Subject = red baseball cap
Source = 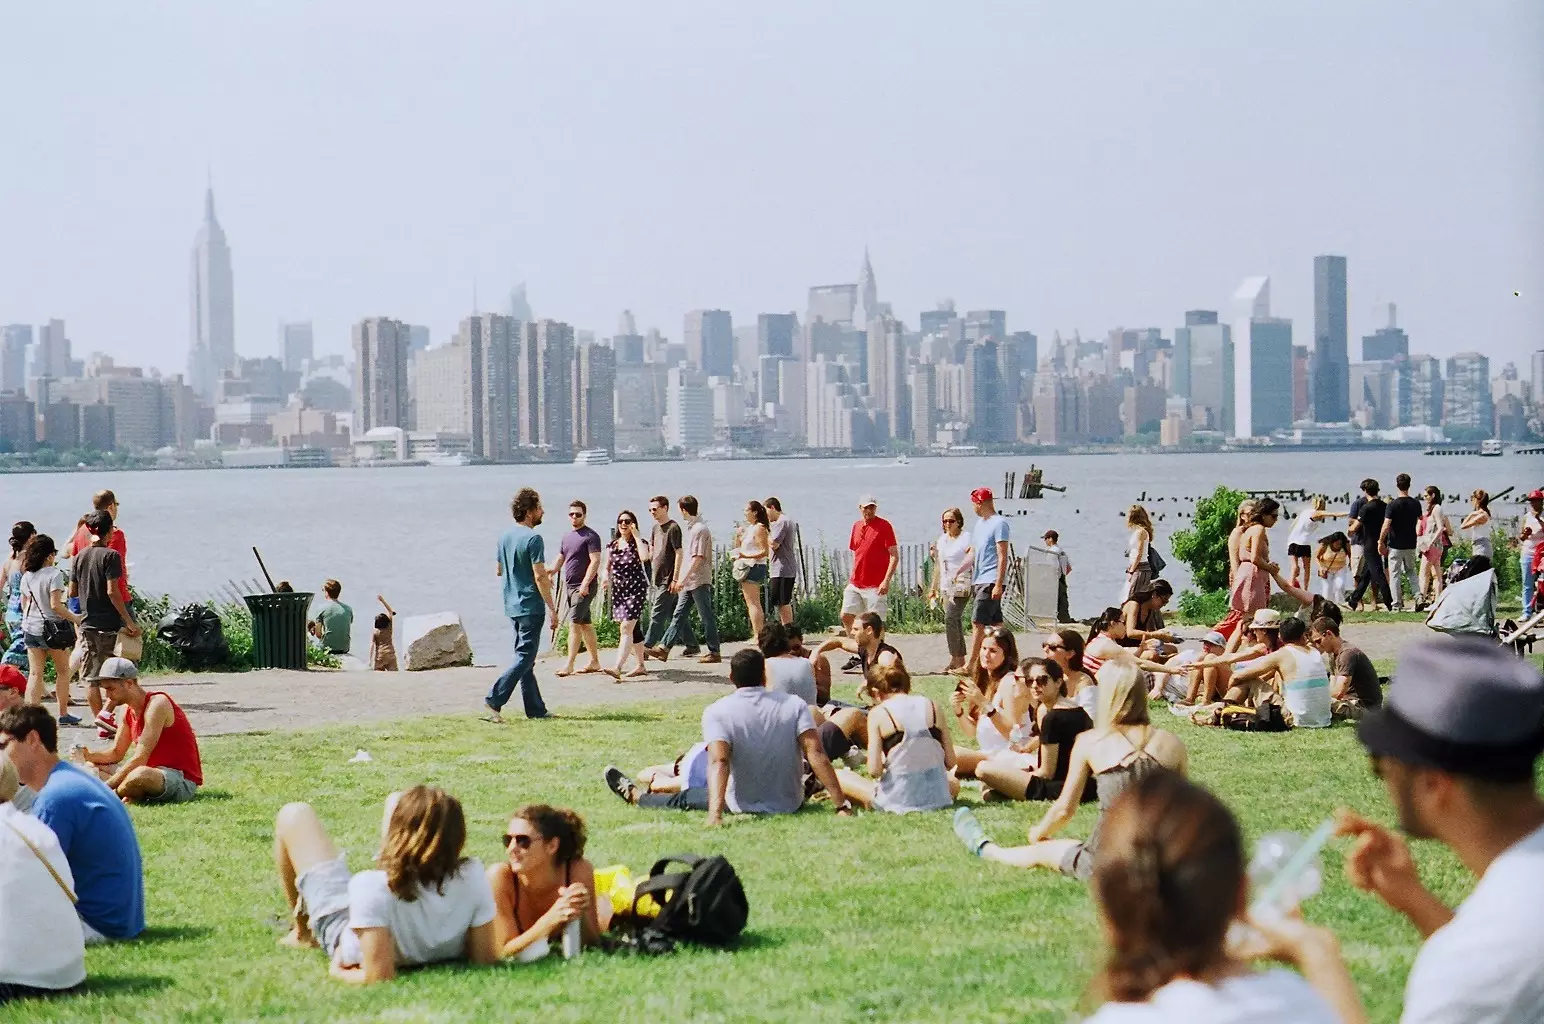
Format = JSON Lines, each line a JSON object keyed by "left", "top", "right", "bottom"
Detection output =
{"left": 0, "top": 665, "right": 25, "bottom": 694}
{"left": 970, "top": 487, "right": 994, "bottom": 503}
{"left": 1529, "top": 489, "right": 1544, "bottom": 501}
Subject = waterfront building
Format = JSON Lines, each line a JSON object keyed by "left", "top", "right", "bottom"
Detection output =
{"left": 964, "top": 310, "right": 1007, "bottom": 343}
{"left": 464, "top": 313, "right": 520, "bottom": 460}
{"left": 352, "top": 317, "right": 411, "bottom": 434}
{"left": 1313, "top": 254, "right": 1350, "bottom": 422}
{"left": 574, "top": 342, "right": 615, "bottom": 454}
{"left": 281, "top": 321, "right": 314, "bottom": 373}
{"left": 1178, "top": 316, "right": 1232, "bottom": 433}
{"left": 1232, "top": 277, "right": 1294, "bottom": 440}
{"left": 42, "top": 399, "right": 81, "bottom": 450}
{"left": 412, "top": 341, "right": 471, "bottom": 436}
{"left": 1, "top": 325, "right": 31, "bottom": 393}
{"left": 758, "top": 312, "right": 797, "bottom": 359}
{"left": 1172, "top": 310, "right": 1218, "bottom": 400}
{"left": 1293, "top": 345, "right": 1311, "bottom": 421}
{"left": 614, "top": 363, "right": 666, "bottom": 454}
{"left": 665, "top": 366, "right": 712, "bottom": 451}
{"left": 408, "top": 325, "right": 431, "bottom": 354}
{"left": 1350, "top": 361, "right": 1397, "bottom": 429}
{"left": 80, "top": 403, "right": 115, "bottom": 451}
{"left": 33, "top": 319, "right": 75, "bottom": 387}
{"left": 1121, "top": 382, "right": 1166, "bottom": 437}
{"left": 0, "top": 392, "right": 36, "bottom": 452}
{"left": 1031, "top": 373, "right": 1084, "bottom": 446}
{"left": 684, "top": 309, "right": 734, "bottom": 378}
{"left": 188, "top": 186, "right": 236, "bottom": 401}
{"left": 1403, "top": 355, "right": 1445, "bottom": 428}
{"left": 1442, "top": 352, "right": 1493, "bottom": 432}
{"left": 909, "top": 364, "right": 936, "bottom": 447}
{"left": 807, "top": 283, "right": 857, "bottom": 327}
{"left": 534, "top": 320, "right": 575, "bottom": 454}
{"left": 1361, "top": 304, "right": 1408, "bottom": 361}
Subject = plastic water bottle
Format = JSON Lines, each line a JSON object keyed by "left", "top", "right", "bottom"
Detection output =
{"left": 1247, "top": 819, "right": 1334, "bottom": 922}
{"left": 561, "top": 918, "right": 582, "bottom": 959}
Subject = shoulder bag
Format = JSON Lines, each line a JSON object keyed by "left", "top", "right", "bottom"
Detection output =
{"left": 2, "top": 817, "right": 77, "bottom": 903}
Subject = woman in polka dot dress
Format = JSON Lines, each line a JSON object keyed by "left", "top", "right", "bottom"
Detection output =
{"left": 604, "top": 510, "right": 651, "bottom": 680}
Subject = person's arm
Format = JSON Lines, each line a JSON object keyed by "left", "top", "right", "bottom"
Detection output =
{"left": 798, "top": 730, "right": 852, "bottom": 815}
{"left": 1378, "top": 518, "right": 1392, "bottom": 557}
{"left": 1126, "top": 531, "right": 1145, "bottom": 574}
{"left": 106, "top": 558, "right": 138, "bottom": 634}
{"left": 813, "top": 636, "right": 857, "bottom": 658}
{"left": 494, "top": 885, "right": 586, "bottom": 958}
{"left": 1228, "top": 650, "right": 1284, "bottom": 685}
{"left": 570, "top": 860, "right": 605, "bottom": 942}
{"left": 1027, "top": 733, "right": 1092, "bottom": 842}
{"left": 377, "top": 595, "right": 395, "bottom": 618}
{"left": 992, "top": 538, "right": 1009, "bottom": 599}
{"left": 933, "top": 700, "right": 958, "bottom": 771}
{"left": 1194, "top": 643, "right": 1267, "bottom": 669}
{"left": 865, "top": 707, "right": 887, "bottom": 777}
{"left": 464, "top": 921, "right": 499, "bottom": 966}
{"left": 84, "top": 719, "right": 135, "bottom": 766}
{"left": 579, "top": 546, "right": 601, "bottom": 597}
{"left": 48, "top": 584, "right": 79, "bottom": 625}
{"left": 1240, "top": 913, "right": 1366, "bottom": 1024}
{"left": 532, "top": 560, "right": 556, "bottom": 617}
{"left": 1335, "top": 809, "right": 1454, "bottom": 938}
{"left": 331, "top": 927, "right": 395, "bottom": 984}
{"left": 704, "top": 739, "right": 731, "bottom": 826}
{"left": 104, "top": 695, "right": 172, "bottom": 790}
{"left": 927, "top": 542, "right": 940, "bottom": 598}
{"left": 1269, "top": 567, "right": 1313, "bottom": 607}
{"left": 881, "top": 546, "right": 899, "bottom": 593}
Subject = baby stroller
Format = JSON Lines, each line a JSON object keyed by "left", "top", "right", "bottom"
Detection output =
{"left": 1426, "top": 569, "right": 1495, "bottom": 639}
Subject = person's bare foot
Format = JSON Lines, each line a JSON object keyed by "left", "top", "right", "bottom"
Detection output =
{"left": 555, "top": 667, "right": 575, "bottom": 677}
{"left": 626, "top": 667, "right": 648, "bottom": 678}
{"left": 279, "top": 927, "right": 318, "bottom": 949}
{"left": 579, "top": 663, "right": 605, "bottom": 674}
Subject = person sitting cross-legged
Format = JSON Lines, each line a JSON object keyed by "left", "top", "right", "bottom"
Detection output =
{"left": 77, "top": 658, "right": 203, "bottom": 805}
{"left": 835, "top": 664, "right": 959, "bottom": 813}
{"left": 273, "top": 786, "right": 498, "bottom": 985}
{"left": 0, "top": 754, "right": 85, "bottom": 1005}
{"left": 977, "top": 658, "right": 1097, "bottom": 804}
{"left": 605, "top": 649, "right": 853, "bottom": 822}
{"left": 487, "top": 805, "right": 606, "bottom": 960}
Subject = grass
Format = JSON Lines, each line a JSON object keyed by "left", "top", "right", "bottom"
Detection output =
{"left": 6, "top": 675, "right": 1480, "bottom": 1024}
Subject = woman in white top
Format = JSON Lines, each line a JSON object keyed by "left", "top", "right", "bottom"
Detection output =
{"left": 1079, "top": 771, "right": 1363, "bottom": 1024}
{"left": 949, "top": 627, "right": 1028, "bottom": 778}
{"left": 1415, "top": 486, "right": 1450, "bottom": 609}
{"left": 274, "top": 785, "right": 498, "bottom": 984}
{"left": 836, "top": 663, "right": 958, "bottom": 813}
{"left": 1222, "top": 617, "right": 1331, "bottom": 727}
{"left": 734, "top": 501, "right": 772, "bottom": 637}
{"left": 1456, "top": 489, "right": 1494, "bottom": 582}
{"left": 1285, "top": 496, "right": 1344, "bottom": 590}
{"left": 1122, "top": 505, "right": 1156, "bottom": 603}
{"left": 0, "top": 756, "right": 85, "bottom": 1002}
{"left": 928, "top": 507, "right": 974, "bottom": 673}
{"left": 18, "top": 535, "right": 81, "bottom": 720}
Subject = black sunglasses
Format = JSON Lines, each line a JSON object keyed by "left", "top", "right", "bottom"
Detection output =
{"left": 501, "top": 832, "right": 535, "bottom": 850}
{"left": 618, "top": 519, "right": 636, "bottom": 526}
{"left": 568, "top": 511, "right": 584, "bottom": 518}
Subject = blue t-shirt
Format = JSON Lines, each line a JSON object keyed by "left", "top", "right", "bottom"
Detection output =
{"left": 971, "top": 514, "right": 1011, "bottom": 585}
{"left": 498, "top": 523, "right": 546, "bottom": 619}
{"left": 31, "top": 762, "right": 145, "bottom": 939}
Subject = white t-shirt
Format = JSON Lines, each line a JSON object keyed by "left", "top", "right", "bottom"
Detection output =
{"left": 333, "top": 858, "right": 496, "bottom": 968}
{"left": 1127, "top": 529, "right": 1150, "bottom": 565}
{"left": 702, "top": 687, "right": 815, "bottom": 814}
{"left": 1083, "top": 969, "right": 1337, "bottom": 1023}
{"left": 1522, "top": 510, "right": 1544, "bottom": 561}
{"left": 1399, "top": 822, "right": 1544, "bottom": 1024}
{"left": 935, "top": 531, "right": 973, "bottom": 596}
{"left": 765, "top": 656, "right": 817, "bottom": 704}
{"left": 1287, "top": 509, "right": 1321, "bottom": 548}
{"left": 0, "top": 803, "right": 87, "bottom": 990}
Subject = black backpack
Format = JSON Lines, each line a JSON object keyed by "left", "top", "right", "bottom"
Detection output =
{"left": 629, "top": 853, "right": 748, "bottom": 951}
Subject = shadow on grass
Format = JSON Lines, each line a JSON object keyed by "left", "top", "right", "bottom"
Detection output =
{"left": 136, "top": 924, "right": 215, "bottom": 944}
{"left": 559, "top": 711, "right": 667, "bottom": 724}
{"left": 190, "top": 788, "right": 235, "bottom": 802}
{"left": 78, "top": 974, "right": 176, "bottom": 997}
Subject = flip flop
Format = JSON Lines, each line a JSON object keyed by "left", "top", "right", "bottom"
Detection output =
{"left": 555, "top": 669, "right": 574, "bottom": 678}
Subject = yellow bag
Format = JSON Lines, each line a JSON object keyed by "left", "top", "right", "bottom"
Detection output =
{"left": 593, "top": 865, "right": 663, "bottom": 919}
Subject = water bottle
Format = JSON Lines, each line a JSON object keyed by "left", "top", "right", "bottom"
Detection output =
{"left": 1247, "top": 819, "right": 1334, "bottom": 922}
{"left": 561, "top": 918, "right": 582, "bottom": 959}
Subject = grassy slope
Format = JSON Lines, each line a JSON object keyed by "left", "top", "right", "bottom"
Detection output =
{"left": 8, "top": 676, "right": 1473, "bottom": 1024}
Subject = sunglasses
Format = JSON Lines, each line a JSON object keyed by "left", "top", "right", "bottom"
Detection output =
{"left": 942, "top": 517, "right": 960, "bottom": 524}
{"left": 618, "top": 519, "right": 636, "bottom": 526}
{"left": 501, "top": 832, "right": 536, "bottom": 850}
{"left": 568, "top": 511, "right": 584, "bottom": 518}
{"left": 1041, "top": 642, "right": 1065, "bottom": 652}
{"left": 1026, "top": 675, "right": 1052, "bottom": 687}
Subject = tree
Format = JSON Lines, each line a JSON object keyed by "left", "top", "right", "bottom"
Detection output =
{"left": 1170, "top": 485, "right": 1247, "bottom": 592}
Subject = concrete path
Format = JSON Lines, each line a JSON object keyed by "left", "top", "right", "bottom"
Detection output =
{"left": 81, "top": 620, "right": 1435, "bottom": 738}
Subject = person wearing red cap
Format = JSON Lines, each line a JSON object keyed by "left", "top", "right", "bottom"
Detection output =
{"left": 0, "top": 666, "right": 36, "bottom": 812}
{"left": 966, "top": 487, "right": 1011, "bottom": 675}
{"left": 1520, "top": 489, "right": 1544, "bottom": 618}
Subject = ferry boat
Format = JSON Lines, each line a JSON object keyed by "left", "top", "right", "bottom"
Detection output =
{"left": 423, "top": 452, "right": 472, "bottom": 467}
{"left": 1480, "top": 439, "right": 1504, "bottom": 457}
{"left": 573, "top": 448, "right": 613, "bottom": 466}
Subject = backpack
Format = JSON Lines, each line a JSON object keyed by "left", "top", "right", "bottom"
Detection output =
{"left": 1147, "top": 546, "right": 1167, "bottom": 575}
{"left": 1194, "top": 702, "right": 1290, "bottom": 732}
{"left": 627, "top": 853, "right": 748, "bottom": 952}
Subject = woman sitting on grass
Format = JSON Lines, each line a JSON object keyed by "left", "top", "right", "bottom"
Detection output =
{"left": 487, "top": 804, "right": 605, "bottom": 959}
{"left": 1041, "top": 629, "right": 1096, "bottom": 711}
{"left": 1081, "top": 771, "right": 1364, "bottom": 1023}
{"left": 952, "top": 656, "right": 1187, "bottom": 880}
{"left": 949, "top": 626, "right": 1026, "bottom": 779}
{"left": 273, "top": 786, "right": 498, "bottom": 985}
{"left": 836, "top": 664, "right": 959, "bottom": 813}
{"left": 976, "top": 658, "right": 1096, "bottom": 804}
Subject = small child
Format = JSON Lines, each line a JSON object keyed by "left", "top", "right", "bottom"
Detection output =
{"left": 370, "top": 595, "right": 398, "bottom": 672}
{"left": 1315, "top": 533, "right": 1352, "bottom": 605}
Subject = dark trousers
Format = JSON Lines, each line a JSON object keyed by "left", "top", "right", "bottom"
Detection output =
{"left": 637, "top": 786, "right": 710, "bottom": 811}
{"left": 486, "top": 612, "right": 547, "bottom": 717}
{"left": 1056, "top": 576, "right": 1072, "bottom": 623}
{"left": 643, "top": 584, "right": 695, "bottom": 652}
{"left": 1349, "top": 546, "right": 1393, "bottom": 609}
{"left": 661, "top": 585, "right": 719, "bottom": 654}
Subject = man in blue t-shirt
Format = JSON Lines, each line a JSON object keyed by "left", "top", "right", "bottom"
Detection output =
{"left": 484, "top": 487, "right": 557, "bottom": 723}
{"left": 0, "top": 705, "right": 145, "bottom": 942}
{"left": 966, "top": 486, "right": 1011, "bottom": 671}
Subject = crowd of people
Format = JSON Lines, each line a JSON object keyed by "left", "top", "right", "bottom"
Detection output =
{"left": 2, "top": 474, "right": 1542, "bottom": 1023}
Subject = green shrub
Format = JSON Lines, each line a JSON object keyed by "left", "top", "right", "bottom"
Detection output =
{"left": 1171, "top": 486, "right": 1248, "bottom": 593}
{"left": 132, "top": 588, "right": 337, "bottom": 672}
{"left": 1175, "top": 588, "right": 1229, "bottom": 625}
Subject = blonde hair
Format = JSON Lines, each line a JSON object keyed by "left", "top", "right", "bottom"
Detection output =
{"left": 1126, "top": 505, "right": 1154, "bottom": 538}
{"left": 863, "top": 663, "right": 913, "bottom": 703}
{"left": 1236, "top": 499, "right": 1259, "bottom": 526}
{"left": 1094, "top": 656, "right": 1149, "bottom": 731}
{"left": 1310, "top": 494, "right": 1326, "bottom": 512}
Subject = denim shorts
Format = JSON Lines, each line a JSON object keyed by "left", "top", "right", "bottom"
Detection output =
{"left": 142, "top": 767, "right": 199, "bottom": 805}
{"left": 295, "top": 856, "right": 352, "bottom": 959}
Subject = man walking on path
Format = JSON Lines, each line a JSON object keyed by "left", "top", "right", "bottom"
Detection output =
{"left": 79, "top": 658, "right": 203, "bottom": 804}
{"left": 553, "top": 500, "right": 603, "bottom": 677}
{"left": 766, "top": 497, "right": 798, "bottom": 627}
{"left": 1521, "top": 489, "right": 1544, "bottom": 618}
{"left": 965, "top": 487, "right": 1010, "bottom": 673}
{"left": 72, "top": 511, "right": 140, "bottom": 728}
{"left": 647, "top": 495, "right": 720, "bottom": 664}
{"left": 642, "top": 496, "right": 697, "bottom": 656}
{"left": 1338, "top": 636, "right": 1544, "bottom": 1022}
{"left": 1382, "top": 473, "right": 1422, "bottom": 612}
{"left": 1347, "top": 478, "right": 1393, "bottom": 611}
{"left": 485, "top": 488, "right": 557, "bottom": 722}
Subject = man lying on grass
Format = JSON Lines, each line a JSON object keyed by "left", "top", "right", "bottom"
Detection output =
{"left": 77, "top": 658, "right": 203, "bottom": 805}
{"left": 274, "top": 786, "right": 498, "bottom": 984}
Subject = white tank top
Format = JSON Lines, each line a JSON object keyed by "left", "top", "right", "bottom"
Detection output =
{"left": 1282, "top": 645, "right": 1332, "bottom": 729}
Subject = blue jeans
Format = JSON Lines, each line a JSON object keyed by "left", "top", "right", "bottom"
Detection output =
{"left": 486, "top": 612, "right": 547, "bottom": 717}
{"left": 637, "top": 787, "right": 710, "bottom": 811}
{"left": 1525, "top": 552, "right": 1539, "bottom": 618}
{"left": 660, "top": 585, "right": 719, "bottom": 654}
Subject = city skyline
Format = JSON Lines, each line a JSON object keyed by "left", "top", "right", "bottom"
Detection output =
{"left": 1, "top": 3, "right": 1538, "bottom": 375}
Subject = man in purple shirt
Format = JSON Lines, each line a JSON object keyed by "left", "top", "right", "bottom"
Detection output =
{"left": 553, "top": 499, "right": 604, "bottom": 676}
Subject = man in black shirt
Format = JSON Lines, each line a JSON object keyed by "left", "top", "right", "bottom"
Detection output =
{"left": 641, "top": 495, "right": 698, "bottom": 657}
{"left": 1347, "top": 478, "right": 1393, "bottom": 610}
{"left": 1381, "top": 472, "right": 1423, "bottom": 611}
{"left": 71, "top": 511, "right": 141, "bottom": 723}
{"left": 1311, "top": 618, "right": 1383, "bottom": 720}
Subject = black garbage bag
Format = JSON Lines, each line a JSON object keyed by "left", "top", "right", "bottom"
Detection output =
{"left": 157, "top": 604, "right": 231, "bottom": 669}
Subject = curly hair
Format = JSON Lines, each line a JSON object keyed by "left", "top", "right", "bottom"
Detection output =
{"left": 511, "top": 487, "right": 541, "bottom": 522}
{"left": 517, "top": 804, "right": 588, "bottom": 863}
{"left": 21, "top": 534, "right": 57, "bottom": 574}
{"left": 378, "top": 785, "right": 469, "bottom": 901}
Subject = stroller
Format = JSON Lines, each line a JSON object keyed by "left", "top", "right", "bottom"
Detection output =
{"left": 1426, "top": 569, "right": 1496, "bottom": 638}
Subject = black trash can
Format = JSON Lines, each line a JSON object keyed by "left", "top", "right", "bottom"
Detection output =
{"left": 243, "top": 592, "right": 314, "bottom": 670}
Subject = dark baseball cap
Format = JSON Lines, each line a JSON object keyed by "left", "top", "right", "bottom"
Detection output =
{"left": 1357, "top": 635, "right": 1544, "bottom": 781}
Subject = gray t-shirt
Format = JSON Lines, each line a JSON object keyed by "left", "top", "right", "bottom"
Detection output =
{"left": 701, "top": 687, "right": 815, "bottom": 815}
{"left": 765, "top": 656, "right": 817, "bottom": 705}
{"left": 769, "top": 517, "right": 797, "bottom": 578}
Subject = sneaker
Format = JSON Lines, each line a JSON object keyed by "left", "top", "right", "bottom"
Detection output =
{"left": 604, "top": 766, "right": 637, "bottom": 804}
{"left": 952, "top": 807, "right": 992, "bottom": 856}
{"left": 57, "top": 713, "right": 82, "bottom": 726}
{"left": 681, "top": 648, "right": 701, "bottom": 658}
{"left": 841, "top": 655, "right": 862, "bottom": 673}
{"left": 697, "top": 652, "right": 721, "bottom": 664}
{"left": 95, "top": 710, "right": 117, "bottom": 738}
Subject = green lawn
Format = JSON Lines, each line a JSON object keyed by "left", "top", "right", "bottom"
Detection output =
{"left": 7, "top": 677, "right": 1475, "bottom": 1024}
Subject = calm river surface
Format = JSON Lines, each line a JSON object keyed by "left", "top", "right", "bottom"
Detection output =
{"left": 5, "top": 451, "right": 1537, "bottom": 657}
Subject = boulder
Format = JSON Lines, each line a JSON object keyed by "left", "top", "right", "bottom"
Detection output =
{"left": 401, "top": 612, "right": 474, "bottom": 671}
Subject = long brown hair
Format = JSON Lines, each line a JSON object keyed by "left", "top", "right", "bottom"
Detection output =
{"left": 378, "top": 785, "right": 469, "bottom": 901}
{"left": 971, "top": 626, "right": 1020, "bottom": 698}
{"left": 1092, "top": 772, "right": 1243, "bottom": 1005}
{"left": 1055, "top": 628, "right": 1086, "bottom": 674}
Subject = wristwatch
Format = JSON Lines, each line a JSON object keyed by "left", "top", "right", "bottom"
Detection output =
{"left": 985, "top": 706, "right": 999, "bottom": 718}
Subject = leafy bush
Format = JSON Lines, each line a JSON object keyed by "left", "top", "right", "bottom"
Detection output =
{"left": 1445, "top": 532, "right": 1522, "bottom": 600}
{"left": 132, "top": 588, "right": 337, "bottom": 672}
{"left": 1175, "top": 588, "right": 1229, "bottom": 625}
{"left": 1171, "top": 486, "right": 1248, "bottom": 593}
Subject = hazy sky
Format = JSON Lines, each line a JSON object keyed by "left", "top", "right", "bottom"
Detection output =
{"left": 2, "top": 2, "right": 1540, "bottom": 374}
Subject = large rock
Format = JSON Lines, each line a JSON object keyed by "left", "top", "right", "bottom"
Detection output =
{"left": 401, "top": 612, "right": 474, "bottom": 671}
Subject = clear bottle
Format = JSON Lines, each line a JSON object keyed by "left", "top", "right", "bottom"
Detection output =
{"left": 1247, "top": 819, "right": 1334, "bottom": 921}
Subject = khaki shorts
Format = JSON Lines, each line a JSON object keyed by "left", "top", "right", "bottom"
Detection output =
{"left": 79, "top": 628, "right": 118, "bottom": 683}
{"left": 841, "top": 584, "right": 887, "bottom": 618}
{"left": 141, "top": 767, "right": 199, "bottom": 805}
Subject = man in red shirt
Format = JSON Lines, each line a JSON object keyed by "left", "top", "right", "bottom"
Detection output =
{"left": 843, "top": 496, "right": 898, "bottom": 635}
{"left": 66, "top": 489, "right": 129, "bottom": 605}
{"left": 79, "top": 658, "right": 202, "bottom": 805}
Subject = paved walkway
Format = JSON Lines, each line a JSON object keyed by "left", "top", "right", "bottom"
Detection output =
{"left": 98, "top": 620, "right": 1434, "bottom": 738}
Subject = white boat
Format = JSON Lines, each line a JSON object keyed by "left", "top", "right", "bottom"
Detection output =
{"left": 423, "top": 452, "right": 471, "bottom": 467}
{"left": 573, "top": 448, "right": 613, "bottom": 466}
{"left": 894, "top": 455, "right": 910, "bottom": 466}
{"left": 1480, "top": 439, "right": 1504, "bottom": 457}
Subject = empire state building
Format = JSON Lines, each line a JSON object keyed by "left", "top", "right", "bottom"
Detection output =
{"left": 188, "top": 185, "right": 235, "bottom": 400}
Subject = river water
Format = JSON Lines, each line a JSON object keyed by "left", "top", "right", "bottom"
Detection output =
{"left": 5, "top": 451, "right": 1537, "bottom": 658}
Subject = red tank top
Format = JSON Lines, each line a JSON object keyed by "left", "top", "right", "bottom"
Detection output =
{"left": 128, "top": 691, "right": 203, "bottom": 786}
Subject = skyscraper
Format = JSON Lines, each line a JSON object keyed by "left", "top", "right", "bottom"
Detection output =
{"left": 964, "top": 310, "right": 1007, "bottom": 343}
{"left": 1173, "top": 310, "right": 1218, "bottom": 400}
{"left": 1313, "top": 254, "right": 1349, "bottom": 422}
{"left": 281, "top": 321, "right": 313, "bottom": 373}
{"left": 683, "top": 309, "right": 734, "bottom": 377}
{"left": 574, "top": 342, "right": 616, "bottom": 453}
{"left": 1361, "top": 304, "right": 1409, "bottom": 361}
{"left": 1, "top": 325, "right": 31, "bottom": 392}
{"left": 458, "top": 313, "right": 520, "bottom": 460}
{"left": 909, "top": 364, "right": 936, "bottom": 448}
{"left": 1443, "top": 353, "right": 1493, "bottom": 431}
{"left": 412, "top": 341, "right": 471, "bottom": 435}
{"left": 853, "top": 250, "right": 878, "bottom": 328}
{"left": 807, "top": 283, "right": 857, "bottom": 326}
{"left": 758, "top": 313, "right": 797, "bottom": 359}
{"left": 535, "top": 320, "right": 574, "bottom": 453}
{"left": 1232, "top": 277, "right": 1294, "bottom": 439}
{"left": 665, "top": 366, "right": 713, "bottom": 451}
{"left": 34, "top": 319, "right": 72, "bottom": 382}
{"left": 352, "top": 318, "right": 411, "bottom": 433}
{"left": 189, "top": 185, "right": 236, "bottom": 401}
